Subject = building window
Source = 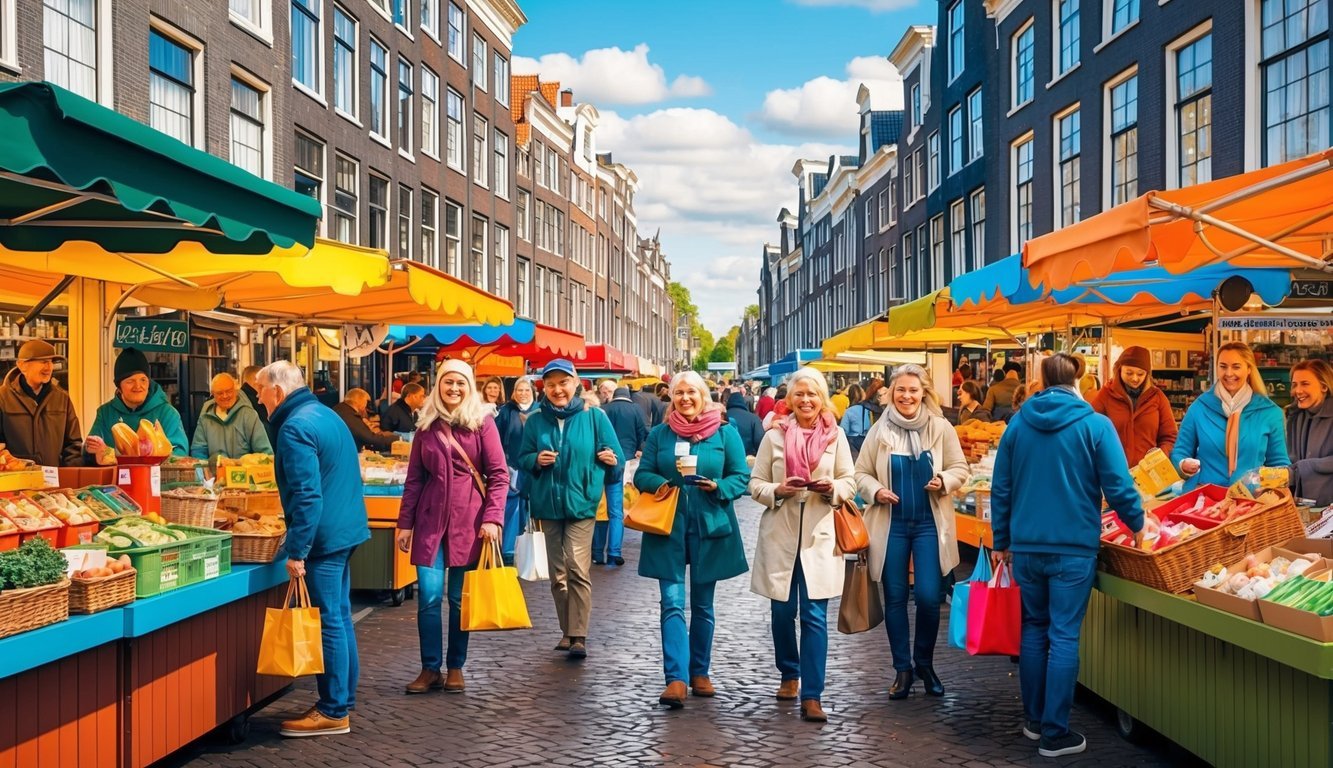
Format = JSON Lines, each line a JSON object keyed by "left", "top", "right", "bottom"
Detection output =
{"left": 229, "top": 77, "right": 264, "bottom": 177}
{"left": 888, "top": 178, "right": 897, "bottom": 224}
{"left": 968, "top": 88, "right": 983, "bottom": 161}
{"left": 1014, "top": 136, "right": 1034, "bottom": 249}
{"left": 1109, "top": 74, "right": 1138, "bottom": 204}
{"left": 917, "top": 224, "right": 928, "bottom": 296}
{"left": 516, "top": 189, "right": 530, "bottom": 241}
{"left": 397, "top": 58, "right": 413, "bottom": 153}
{"left": 293, "top": 131, "right": 323, "bottom": 203}
{"left": 1013, "top": 19, "right": 1035, "bottom": 107}
{"left": 291, "top": 0, "right": 320, "bottom": 94}
{"left": 149, "top": 28, "right": 196, "bottom": 146}
{"left": 911, "top": 83, "right": 922, "bottom": 128}
{"left": 397, "top": 185, "right": 412, "bottom": 259}
{"left": 444, "top": 201, "right": 461, "bottom": 275}
{"left": 494, "top": 53, "right": 509, "bottom": 106}
{"left": 1057, "top": 0, "right": 1080, "bottom": 75}
{"left": 446, "top": 88, "right": 464, "bottom": 170}
{"left": 332, "top": 6, "right": 356, "bottom": 116}
{"left": 421, "top": 67, "right": 439, "bottom": 157}
{"left": 420, "top": 0, "right": 437, "bottom": 38}
{"left": 472, "top": 33, "right": 486, "bottom": 91}
{"left": 877, "top": 190, "right": 889, "bottom": 231}
{"left": 367, "top": 175, "right": 388, "bottom": 250}
{"left": 330, "top": 154, "right": 357, "bottom": 243}
{"left": 948, "top": 0, "right": 965, "bottom": 81}
{"left": 1260, "top": 0, "right": 1330, "bottom": 166}
{"left": 44, "top": 0, "right": 97, "bottom": 99}
{"left": 369, "top": 38, "right": 388, "bottom": 140}
{"left": 950, "top": 200, "right": 966, "bottom": 277}
{"left": 470, "top": 215, "right": 487, "bottom": 287}
{"left": 930, "top": 216, "right": 945, "bottom": 289}
{"left": 534, "top": 199, "right": 545, "bottom": 251}
{"left": 472, "top": 115, "right": 488, "bottom": 186}
{"left": 970, "top": 188, "right": 985, "bottom": 270}
{"left": 1111, "top": 0, "right": 1138, "bottom": 34}
{"left": 492, "top": 224, "right": 509, "bottom": 296}
{"left": 230, "top": 0, "right": 264, "bottom": 30}
{"left": 864, "top": 199, "right": 874, "bottom": 238}
{"left": 1176, "top": 33, "right": 1212, "bottom": 185}
{"left": 494, "top": 129, "right": 509, "bottom": 198}
{"left": 446, "top": 2, "right": 464, "bottom": 62}
{"left": 516, "top": 258, "right": 530, "bottom": 317}
{"left": 948, "top": 106, "right": 963, "bottom": 174}
{"left": 927, "top": 132, "right": 940, "bottom": 191}
{"left": 392, "top": 0, "right": 408, "bottom": 28}
{"left": 420, "top": 188, "right": 438, "bottom": 268}
{"left": 1058, "top": 108, "right": 1081, "bottom": 226}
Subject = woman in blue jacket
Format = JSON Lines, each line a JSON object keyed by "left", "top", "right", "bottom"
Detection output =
{"left": 1172, "top": 342, "right": 1289, "bottom": 489}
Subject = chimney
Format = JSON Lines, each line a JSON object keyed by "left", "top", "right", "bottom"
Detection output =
{"left": 560, "top": 89, "right": 573, "bottom": 107}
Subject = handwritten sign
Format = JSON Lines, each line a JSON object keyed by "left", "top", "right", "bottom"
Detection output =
{"left": 114, "top": 318, "right": 190, "bottom": 354}
{"left": 1291, "top": 280, "right": 1332, "bottom": 299}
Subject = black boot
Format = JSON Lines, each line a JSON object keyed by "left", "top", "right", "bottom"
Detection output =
{"left": 888, "top": 669, "right": 914, "bottom": 700}
{"left": 916, "top": 665, "right": 944, "bottom": 697}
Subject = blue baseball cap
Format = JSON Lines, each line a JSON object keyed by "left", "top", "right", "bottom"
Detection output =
{"left": 540, "top": 358, "right": 578, "bottom": 379}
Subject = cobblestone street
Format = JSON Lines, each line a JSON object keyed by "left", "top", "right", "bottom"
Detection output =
{"left": 167, "top": 498, "right": 1193, "bottom": 768}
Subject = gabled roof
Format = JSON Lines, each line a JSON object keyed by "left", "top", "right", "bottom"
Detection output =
{"left": 510, "top": 74, "right": 562, "bottom": 148}
{"left": 870, "top": 110, "right": 904, "bottom": 149}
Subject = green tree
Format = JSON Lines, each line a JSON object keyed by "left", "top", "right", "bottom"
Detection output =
{"left": 709, "top": 338, "right": 734, "bottom": 362}
{"left": 724, "top": 324, "right": 740, "bottom": 349}
{"left": 668, "top": 282, "right": 697, "bottom": 319}
{"left": 743, "top": 304, "right": 760, "bottom": 321}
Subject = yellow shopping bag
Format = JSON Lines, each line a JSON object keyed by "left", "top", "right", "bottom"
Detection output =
{"left": 257, "top": 576, "right": 325, "bottom": 677}
{"left": 596, "top": 492, "right": 609, "bottom": 522}
{"left": 461, "top": 539, "right": 533, "bottom": 631}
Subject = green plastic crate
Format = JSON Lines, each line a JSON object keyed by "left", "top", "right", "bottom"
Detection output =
{"left": 167, "top": 525, "right": 232, "bottom": 588}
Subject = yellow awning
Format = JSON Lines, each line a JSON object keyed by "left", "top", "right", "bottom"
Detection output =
{"left": 888, "top": 290, "right": 948, "bottom": 335}
{"left": 822, "top": 315, "right": 1012, "bottom": 357}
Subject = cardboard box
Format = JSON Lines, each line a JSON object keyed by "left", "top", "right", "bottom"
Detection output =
{"left": 1279, "top": 537, "right": 1333, "bottom": 560}
{"left": 1192, "top": 547, "right": 1325, "bottom": 622}
{"left": 1258, "top": 567, "right": 1333, "bottom": 642}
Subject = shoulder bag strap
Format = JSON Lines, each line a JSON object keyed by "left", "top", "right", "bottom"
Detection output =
{"left": 436, "top": 424, "right": 487, "bottom": 497}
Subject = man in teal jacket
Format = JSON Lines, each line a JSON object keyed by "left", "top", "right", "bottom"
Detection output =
{"left": 190, "top": 373, "right": 272, "bottom": 461}
{"left": 518, "top": 359, "right": 623, "bottom": 660}
{"left": 83, "top": 347, "right": 188, "bottom": 460}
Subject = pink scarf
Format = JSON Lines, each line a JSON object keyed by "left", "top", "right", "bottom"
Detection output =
{"left": 777, "top": 411, "right": 837, "bottom": 481}
{"left": 667, "top": 405, "right": 723, "bottom": 443}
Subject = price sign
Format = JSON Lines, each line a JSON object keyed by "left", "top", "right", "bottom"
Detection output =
{"left": 114, "top": 318, "right": 190, "bottom": 353}
{"left": 204, "top": 556, "right": 219, "bottom": 579}
{"left": 41, "top": 466, "right": 59, "bottom": 488}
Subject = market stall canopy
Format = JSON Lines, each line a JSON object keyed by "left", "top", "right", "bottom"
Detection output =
{"left": 768, "top": 349, "right": 823, "bottom": 377}
{"left": 0, "top": 81, "right": 322, "bottom": 254}
{"left": 822, "top": 315, "right": 1012, "bottom": 359}
{"left": 574, "top": 344, "right": 631, "bottom": 374}
{"left": 1024, "top": 148, "right": 1333, "bottom": 290}
{"left": 741, "top": 364, "right": 770, "bottom": 380}
{"left": 386, "top": 318, "right": 537, "bottom": 349}
{"left": 473, "top": 322, "right": 586, "bottom": 366}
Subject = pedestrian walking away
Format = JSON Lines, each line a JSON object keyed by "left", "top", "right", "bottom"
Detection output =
{"left": 395, "top": 360, "right": 508, "bottom": 696}
{"left": 634, "top": 371, "right": 749, "bottom": 709}
{"left": 724, "top": 389, "right": 764, "bottom": 457}
{"left": 517, "top": 359, "right": 623, "bottom": 660}
{"left": 749, "top": 367, "right": 857, "bottom": 723}
{"left": 853, "top": 364, "right": 969, "bottom": 702}
{"left": 599, "top": 385, "right": 649, "bottom": 565}
{"left": 258, "top": 361, "right": 370, "bottom": 738}
{"left": 496, "top": 377, "right": 539, "bottom": 563}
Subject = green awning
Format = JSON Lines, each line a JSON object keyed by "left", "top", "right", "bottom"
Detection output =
{"left": 0, "top": 81, "right": 323, "bottom": 254}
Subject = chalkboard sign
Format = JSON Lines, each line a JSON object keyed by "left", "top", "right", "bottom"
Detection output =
{"left": 113, "top": 318, "right": 190, "bottom": 353}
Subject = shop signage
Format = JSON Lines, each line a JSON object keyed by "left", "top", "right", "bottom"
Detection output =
{"left": 342, "top": 323, "right": 390, "bottom": 359}
{"left": 1290, "top": 279, "right": 1333, "bottom": 299}
{"left": 1218, "top": 315, "right": 1333, "bottom": 331}
{"left": 113, "top": 318, "right": 190, "bottom": 353}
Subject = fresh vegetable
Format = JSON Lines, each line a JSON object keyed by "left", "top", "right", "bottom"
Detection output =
{"left": 0, "top": 538, "right": 68, "bottom": 590}
{"left": 110, "top": 419, "right": 173, "bottom": 457}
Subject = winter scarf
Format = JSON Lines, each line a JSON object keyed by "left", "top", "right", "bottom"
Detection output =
{"left": 882, "top": 403, "right": 932, "bottom": 459}
{"left": 667, "top": 404, "right": 723, "bottom": 443}
{"left": 1217, "top": 383, "right": 1254, "bottom": 476}
{"left": 776, "top": 411, "right": 837, "bottom": 480}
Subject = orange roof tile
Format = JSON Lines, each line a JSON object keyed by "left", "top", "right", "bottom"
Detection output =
{"left": 510, "top": 74, "right": 539, "bottom": 123}
{"left": 538, "top": 81, "right": 560, "bottom": 107}
{"left": 516, "top": 123, "right": 530, "bottom": 147}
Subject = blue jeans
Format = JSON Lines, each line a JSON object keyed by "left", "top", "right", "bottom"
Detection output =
{"left": 304, "top": 548, "right": 359, "bottom": 719}
{"left": 883, "top": 514, "right": 943, "bottom": 671}
{"left": 771, "top": 558, "right": 829, "bottom": 701}
{"left": 416, "top": 548, "right": 470, "bottom": 671}
{"left": 592, "top": 479, "right": 625, "bottom": 561}
{"left": 502, "top": 483, "right": 529, "bottom": 561}
{"left": 659, "top": 579, "right": 716, "bottom": 684}
{"left": 1012, "top": 553, "right": 1098, "bottom": 740}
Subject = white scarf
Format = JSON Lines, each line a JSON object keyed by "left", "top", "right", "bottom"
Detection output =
{"left": 881, "top": 404, "right": 932, "bottom": 458}
{"left": 1216, "top": 383, "right": 1253, "bottom": 417}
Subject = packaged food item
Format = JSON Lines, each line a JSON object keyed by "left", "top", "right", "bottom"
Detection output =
{"left": 1130, "top": 448, "right": 1183, "bottom": 497}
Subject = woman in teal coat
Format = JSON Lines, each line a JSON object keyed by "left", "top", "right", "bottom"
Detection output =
{"left": 634, "top": 370, "right": 749, "bottom": 710}
{"left": 1172, "top": 342, "right": 1289, "bottom": 490}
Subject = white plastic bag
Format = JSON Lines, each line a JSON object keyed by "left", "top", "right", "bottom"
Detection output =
{"left": 515, "top": 520, "right": 548, "bottom": 582}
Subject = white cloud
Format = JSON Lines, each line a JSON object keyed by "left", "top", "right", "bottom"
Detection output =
{"left": 790, "top": 0, "right": 920, "bottom": 11}
{"left": 512, "top": 44, "right": 711, "bottom": 106}
{"left": 755, "top": 55, "right": 904, "bottom": 138}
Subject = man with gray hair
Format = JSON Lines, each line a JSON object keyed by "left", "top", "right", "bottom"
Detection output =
{"left": 332, "top": 387, "right": 398, "bottom": 452}
{"left": 189, "top": 372, "right": 271, "bottom": 460}
{"left": 257, "top": 361, "right": 370, "bottom": 738}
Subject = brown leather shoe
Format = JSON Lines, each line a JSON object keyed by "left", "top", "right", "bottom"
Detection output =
{"left": 444, "top": 668, "right": 464, "bottom": 693}
{"left": 405, "top": 669, "right": 443, "bottom": 694}
{"left": 690, "top": 676, "right": 715, "bottom": 697}
{"left": 658, "top": 680, "right": 687, "bottom": 709}
{"left": 801, "top": 699, "right": 828, "bottom": 722}
{"left": 776, "top": 679, "right": 799, "bottom": 701}
{"left": 279, "top": 708, "right": 350, "bottom": 737}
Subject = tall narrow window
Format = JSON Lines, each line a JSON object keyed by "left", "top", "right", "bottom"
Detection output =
{"left": 493, "top": 129, "right": 509, "bottom": 198}
{"left": 230, "top": 0, "right": 261, "bottom": 27}
{"left": 917, "top": 224, "right": 929, "bottom": 297}
{"left": 1176, "top": 34, "right": 1213, "bottom": 185}
{"left": 494, "top": 54, "right": 509, "bottom": 105}
{"left": 149, "top": 29, "right": 195, "bottom": 145}
{"left": 367, "top": 175, "right": 388, "bottom": 250}
{"left": 446, "top": 2, "right": 464, "bottom": 62}
{"left": 970, "top": 188, "right": 985, "bottom": 271}
{"left": 492, "top": 224, "right": 509, "bottom": 296}
{"left": 472, "top": 33, "right": 486, "bottom": 91}
{"left": 1111, "top": 0, "right": 1139, "bottom": 34}
{"left": 446, "top": 88, "right": 463, "bottom": 169}
{"left": 332, "top": 6, "right": 356, "bottom": 116}
{"left": 902, "top": 158, "right": 915, "bottom": 207}
{"left": 369, "top": 39, "right": 388, "bottom": 140}
{"left": 330, "top": 154, "right": 357, "bottom": 243}
{"left": 397, "top": 58, "right": 413, "bottom": 152}
{"left": 420, "top": 0, "right": 437, "bottom": 38}
{"left": 1058, "top": 109, "right": 1081, "bottom": 226}
{"left": 1260, "top": 0, "right": 1330, "bottom": 166}
{"left": 421, "top": 189, "right": 438, "bottom": 268}
{"left": 948, "top": 0, "right": 965, "bottom": 81}
{"left": 293, "top": 132, "right": 323, "bottom": 202}
{"left": 927, "top": 132, "right": 940, "bottom": 191}
{"left": 968, "top": 88, "right": 983, "bottom": 161}
{"left": 472, "top": 115, "right": 488, "bottom": 186}
{"left": 1015, "top": 137, "right": 1034, "bottom": 249}
{"left": 516, "top": 258, "right": 530, "bottom": 317}
{"left": 1014, "top": 20, "right": 1035, "bottom": 107}
{"left": 1110, "top": 75, "right": 1138, "bottom": 204}
{"left": 44, "top": 0, "right": 97, "bottom": 99}
{"left": 948, "top": 106, "right": 963, "bottom": 173}
{"left": 930, "top": 216, "right": 945, "bottom": 289}
{"left": 421, "top": 67, "right": 439, "bottom": 157}
{"left": 516, "top": 189, "right": 530, "bottom": 240}
{"left": 444, "top": 201, "right": 461, "bottom": 275}
{"left": 911, "top": 83, "right": 922, "bottom": 127}
{"left": 290, "top": 0, "right": 319, "bottom": 93}
{"left": 392, "top": 0, "right": 407, "bottom": 28}
{"left": 470, "top": 215, "right": 487, "bottom": 287}
{"left": 397, "top": 185, "right": 412, "bottom": 259}
{"left": 950, "top": 200, "right": 966, "bottom": 278}
{"left": 1057, "top": 0, "right": 1080, "bottom": 75}
{"left": 229, "top": 78, "right": 264, "bottom": 177}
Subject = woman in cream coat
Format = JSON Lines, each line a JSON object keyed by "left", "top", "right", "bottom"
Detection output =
{"left": 854, "top": 364, "right": 969, "bottom": 700}
{"left": 750, "top": 367, "right": 857, "bottom": 723}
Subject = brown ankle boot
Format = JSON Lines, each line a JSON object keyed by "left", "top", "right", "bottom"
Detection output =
{"left": 405, "top": 669, "right": 443, "bottom": 694}
{"left": 776, "top": 679, "right": 799, "bottom": 701}
{"left": 444, "top": 668, "right": 464, "bottom": 693}
{"left": 801, "top": 699, "right": 827, "bottom": 722}
{"left": 690, "top": 676, "right": 715, "bottom": 697}
{"left": 658, "top": 680, "right": 687, "bottom": 709}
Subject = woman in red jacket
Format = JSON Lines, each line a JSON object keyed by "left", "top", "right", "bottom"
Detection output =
{"left": 1090, "top": 346, "right": 1178, "bottom": 467}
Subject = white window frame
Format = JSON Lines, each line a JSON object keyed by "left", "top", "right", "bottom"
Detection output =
{"left": 44, "top": 0, "right": 115, "bottom": 103}
{"left": 1164, "top": 21, "right": 1214, "bottom": 189}
{"left": 950, "top": 199, "right": 966, "bottom": 278}
{"left": 397, "top": 184, "right": 413, "bottom": 260}
{"left": 397, "top": 57, "right": 414, "bottom": 158}
{"left": 492, "top": 224, "right": 509, "bottom": 296}
{"left": 927, "top": 131, "right": 941, "bottom": 191}
{"left": 969, "top": 187, "right": 985, "bottom": 271}
{"left": 1054, "top": 0, "right": 1081, "bottom": 78}
{"left": 947, "top": 0, "right": 965, "bottom": 83}
{"left": 290, "top": 0, "right": 324, "bottom": 102}
{"left": 444, "top": 200, "right": 462, "bottom": 275}
{"left": 420, "top": 0, "right": 440, "bottom": 42}
{"left": 148, "top": 20, "right": 205, "bottom": 149}
{"left": 948, "top": 106, "right": 963, "bottom": 175}
{"left": 470, "top": 214, "right": 489, "bottom": 287}
{"left": 329, "top": 152, "right": 358, "bottom": 244}
{"left": 368, "top": 37, "right": 390, "bottom": 145}
{"left": 910, "top": 82, "right": 922, "bottom": 128}
{"left": 1257, "top": 0, "right": 1330, "bottom": 167}
{"left": 1011, "top": 18, "right": 1035, "bottom": 111}
{"left": 1, "top": 0, "right": 18, "bottom": 71}
{"left": 421, "top": 66, "right": 439, "bottom": 159}
{"left": 293, "top": 131, "right": 325, "bottom": 234}
{"left": 493, "top": 128, "right": 508, "bottom": 199}
{"left": 392, "top": 0, "right": 414, "bottom": 38}
{"left": 1102, "top": 0, "right": 1140, "bottom": 44}
{"left": 331, "top": 5, "right": 358, "bottom": 122}
{"left": 472, "top": 32, "right": 487, "bottom": 91}
{"left": 472, "top": 114, "right": 488, "bottom": 187}
{"left": 420, "top": 187, "right": 439, "bottom": 269}
{"left": 228, "top": 68, "right": 271, "bottom": 180}
{"left": 968, "top": 88, "right": 983, "bottom": 161}
{"left": 446, "top": 2, "right": 465, "bottom": 64}
{"left": 1054, "top": 104, "right": 1082, "bottom": 228}
{"left": 445, "top": 87, "right": 464, "bottom": 171}
{"left": 1010, "top": 131, "right": 1035, "bottom": 253}
{"left": 930, "top": 215, "right": 945, "bottom": 289}
{"left": 494, "top": 53, "right": 510, "bottom": 106}
{"left": 229, "top": 0, "right": 272, "bottom": 44}
{"left": 367, "top": 174, "right": 390, "bottom": 250}
{"left": 516, "top": 189, "right": 530, "bottom": 241}
{"left": 1103, "top": 66, "right": 1139, "bottom": 209}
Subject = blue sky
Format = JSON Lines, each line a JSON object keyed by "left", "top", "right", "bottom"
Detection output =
{"left": 512, "top": 0, "right": 934, "bottom": 337}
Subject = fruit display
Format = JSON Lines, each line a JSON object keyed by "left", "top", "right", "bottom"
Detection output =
{"left": 0, "top": 444, "right": 32, "bottom": 472}
{"left": 0, "top": 516, "right": 14, "bottom": 535}
{"left": 1262, "top": 574, "right": 1333, "bottom": 615}
{"left": 231, "top": 515, "right": 285, "bottom": 535}
{"left": 110, "top": 419, "right": 174, "bottom": 457}
{"left": 0, "top": 493, "right": 62, "bottom": 532}
{"left": 361, "top": 451, "right": 408, "bottom": 485}
{"left": 1198, "top": 552, "right": 1319, "bottom": 601}
{"left": 24, "top": 491, "right": 97, "bottom": 526}
{"left": 955, "top": 421, "right": 1005, "bottom": 462}
{"left": 94, "top": 518, "right": 187, "bottom": 549}
{"left": 72, "top": 554, "right": 135, "bottom": 581}
{"left": 1175, "top": 494, "right": 1260, "bottom": 523}
{"left": 216, "top": 453, "right": 277, "bottom": 489}
{"left": 74, "top": 486, "right": 142, "bottom": 520}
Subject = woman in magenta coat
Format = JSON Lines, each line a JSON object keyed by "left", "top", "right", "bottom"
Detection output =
{"left": 396, "top": 360, "right": 509, "bottom": 695}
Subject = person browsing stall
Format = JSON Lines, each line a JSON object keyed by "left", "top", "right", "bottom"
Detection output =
{"left": 0, "top": 339, "right": 83, "bottom": 466}
{"left": 85, "top": 347, "right": 187, "bottom": 459}
{"left": 332, "top": 388, "right": 398, "bottom": 452}
{"left": 382, "top": 382, "right": 426, "bottom": 434}
{"left": 1090, "top": 346, "right": 1178, "bottom": 467}
{"left": 952, "top": 380, "right": 992, "bottom": 425}
{"left": 189, "top": 373, "right": 272, "bottom": 460}
{"left": 1287, "top": 359, "right": 1333, "bottom": 506}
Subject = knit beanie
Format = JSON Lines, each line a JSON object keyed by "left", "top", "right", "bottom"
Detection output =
{"left": 1116, "top": 346, "right": 1153, "bottom": 374}
{"left": 114, "top": 347, "right": 151, "bottom": 386}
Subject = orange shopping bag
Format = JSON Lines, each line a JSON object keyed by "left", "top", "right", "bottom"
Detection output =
{"left": 461, "top": 540, "right": 532, "bottom": 631}
{"left": 624, "top": 485, "right": 679, "bottom": 535}
{"left": 257, "top": 576, "right": 325, "bottom": 677}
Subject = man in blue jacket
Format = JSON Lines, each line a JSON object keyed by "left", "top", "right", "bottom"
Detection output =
{"left": 258, "top": 361, "right": 370, "bottom": 738}
{"left": 991, "top": 353, "right": 1144, "bottom": 760}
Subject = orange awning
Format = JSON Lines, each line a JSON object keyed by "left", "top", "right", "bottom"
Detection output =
{"left": 1024, "top": 148, "right": 1333, "bottom": 289}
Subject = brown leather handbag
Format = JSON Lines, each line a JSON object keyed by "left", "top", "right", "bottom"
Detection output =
{"left": 834, "top": 500, "right": 870, "bottom": 554}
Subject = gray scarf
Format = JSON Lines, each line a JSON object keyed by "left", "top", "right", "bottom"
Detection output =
{"left": 1216, "top": 383, "right": 1253, "bottom": 417}
{"left": 882, "top": 404, "right": 932, "bottom": 458}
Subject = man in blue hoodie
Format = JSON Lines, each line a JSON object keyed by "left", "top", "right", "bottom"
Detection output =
{"left": 991, "top": 353, "right": 1144, "bottom": 759}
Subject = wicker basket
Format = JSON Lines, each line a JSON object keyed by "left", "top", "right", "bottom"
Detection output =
{"left": 1100, "top": 490, "right": 1303, "bottom": 594}
{"left": 232, "top": 531, "right": 286, "bottom": 563}
{"left": 160, "top": 489, "right": 220, "bottom": 528}
{"left": 217, "top": 490, "right": 283, "bottom": 517}
{"left": 0, "top": 579, "right": 70, "bottom": 638}
{"left": 68, "top": 569, "right": 137, "bottom": 614}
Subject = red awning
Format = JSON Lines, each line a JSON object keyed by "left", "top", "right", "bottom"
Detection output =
{"left": 573, "top": 344, "right": 631, "bottom": 373}
{"left": 475, "top": 323, "right": 585, "bottom": 369}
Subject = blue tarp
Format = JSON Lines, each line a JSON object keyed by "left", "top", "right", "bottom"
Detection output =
{"left": 387, "top": 318, "right": 536, "bottom": 349}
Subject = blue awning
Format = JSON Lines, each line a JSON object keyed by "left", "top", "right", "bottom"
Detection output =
{"left": 387, "top": 318, "right": 536, "bottom": 348}
{"left": 741, "top": 364, "right": 770, "bottom": 380}
{"left": 767, "top": 348, "right": 823, "bottom": 377}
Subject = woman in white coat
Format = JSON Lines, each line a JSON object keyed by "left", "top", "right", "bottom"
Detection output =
{"left": 749, "top": 367, "right": 857, "bottom": 723}
{"left": 854, "top": 364, "right": 969, "bottom": 700}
